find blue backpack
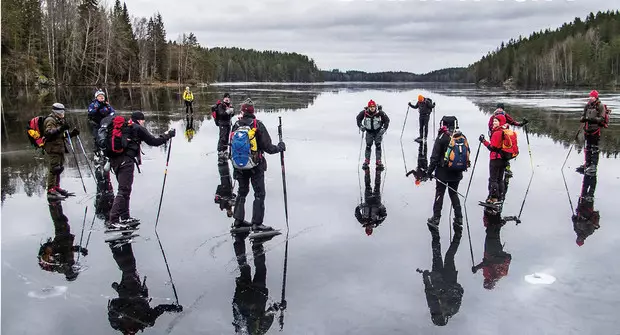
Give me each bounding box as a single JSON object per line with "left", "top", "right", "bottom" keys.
{"left": 444, "top": 132, "right": 470, "bottom": 171}
{"left": 230, "top": 119, "right": 259, "bottom": 169}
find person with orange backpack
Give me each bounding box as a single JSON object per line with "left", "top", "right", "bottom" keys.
{"left": 487, "top": 103, "right": 528, "bottom": 178}
{"left": 478, "top": 114, "right": 518, "bottom": 206}
{"left": 577, "top": 90, "right": 608, "bottom": 175}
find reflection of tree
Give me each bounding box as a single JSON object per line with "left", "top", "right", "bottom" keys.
{"left": 472, "top": 101, "right": 620, "bottom": 157}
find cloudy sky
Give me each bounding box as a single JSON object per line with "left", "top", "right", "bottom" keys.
{"left": 124, "top": 0, "right": 615, "bottom": 73}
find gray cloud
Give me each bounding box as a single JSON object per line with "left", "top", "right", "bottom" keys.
{"left": 125, "top": 0, "right": 615, "bottom": 73}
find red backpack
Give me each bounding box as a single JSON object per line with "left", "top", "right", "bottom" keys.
{"left": 602, "top": 104, "right": 611, "bottom": 128}
{"left": 501, "top": 128, "right": 519, "bottom": 160}
{"left": 26, "top": 116, "right": 47, "bottom": 149}
{"left": 100, "top": 116, "right": 134, "bottom": 157}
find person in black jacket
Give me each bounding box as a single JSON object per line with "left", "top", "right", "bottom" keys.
{"left": 101, "top": 111, "right": 176, "bottom": 229}
{"left": 409, "top": 95, "right": 436, "bottom": 143}
{"left": 356, "top": 100, "right": 390, "bottom": 170}
{"left": 107, "top": 243, "right": 182, "bottom": 334}
{"left": 417, "top": 228, "right": 463, "bottom": 326}
{"left": 426, "top": 116, "right": 469, "bottom": 232}
{"left": 212, "top": 93, "right": 235, "bottom": 162}
{"left": 231, "top": 98, "right": 286, "bottom": 232}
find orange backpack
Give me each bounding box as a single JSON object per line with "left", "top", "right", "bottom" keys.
{"left": 501, "top": 128, "right": 519, "bottom": 160}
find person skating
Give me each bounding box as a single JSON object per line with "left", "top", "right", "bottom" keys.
{"left": 102, "top": 111, "right": 176, "bottom": 229}
{"left": 43, "top": 103, "right": 80, "bottom": 200}
{"left": 107, "top": 243, "right": 182, "bottom": 333}
{"left": 356, "top": 100, "right": 390, "bottom": 171}
{"left": 88, "top": 90, "right": 116, "bottom": 145}
{"left": 479, "top": 115, "right": 508, "bottom": 206}
{"left": 576, "top": 90, "right": 607, "bottom": 175}
{"left": 417, "top": 228, "right": 463, "bottom": 326}
{"left": 183, "top": 86, "right": 194, "bottom": 115}
{"left": 212, "top": 93, "right": 235, "bottom": 162}
{"left": 472, "top": 210, "right": 512, "bottom": 290}
{"left": 426, "top": 116, "right": 470, "bottom": 232}
{"left": 355, "top": 168, "right": 387, "bottom": 236}
{"left": 37, "top": 199, "right": 88, "bottom": 281}
{"left": 573, "top": 173, "right": 600, "bottom": 246}
{"left": 230, "top": 98, "right": 285, "bottom": 232}
{"left": 408, "top": 95, "right": 435, "bottom": 143}
{"left": 487, "top": 103, "right": 528, "bottom": 178}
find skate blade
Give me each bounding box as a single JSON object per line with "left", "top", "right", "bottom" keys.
{"left": 105, "top": 233, "right": 140, "bottom": 243}
{"left": 249, "top": 230, "right": 282, "bottom": 241}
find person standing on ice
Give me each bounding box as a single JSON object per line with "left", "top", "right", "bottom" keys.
{"left": 409, "top": 95, "right": 435, "bottom": 143}
{"left": 487, "top": 103, "right": 528, "bottom": 179}
{"left": 577, "top": 90, "right": 608, "bottom": 176}
{"left": 356, "top": 99, "right": 390, "bottom": 171}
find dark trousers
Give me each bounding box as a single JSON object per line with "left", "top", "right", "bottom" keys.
{"left": 419, "top": 114, "right": 430, "bottom": 139}
{"left": 365, "top": 131, "right": 383, "bottom": 161}
{"left": 185, "top": 100, "right": 193, "bottom": 114}
{"left": 109, "top": 156, "right": 135, "bottom": 223}
{"left": 432, "top": 180, "right": 462, "bottom": 218}
{"left": 233, "top": 168, "right": 266, "bottom": 225}
{"left": 488, "top": 159, "right": 507, "bottom": 200}
{"left": 584, "top": 133, "right": 600, "bottom": 167}
{"left": 46, "top": 153, "right": 64, "bottom": 190}
{"left": 218, "top": 124, "right": 231, "bottom": 152}
{"left": 217, "top": 161, "right": 234, "bottom": 197}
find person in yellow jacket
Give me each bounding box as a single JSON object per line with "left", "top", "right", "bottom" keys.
{"left": 183, "top": 86, "right": 194, "bottom": 114}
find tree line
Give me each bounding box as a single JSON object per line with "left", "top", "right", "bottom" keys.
{"left": 320, "top": 68, "right": 473, "bottom": 82}
{"left": 472, "top": 10, "right": 620, "bottom": 88}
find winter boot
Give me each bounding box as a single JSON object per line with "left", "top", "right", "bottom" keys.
{"left": 575, "top": 165, "right": 585, "bottom": 174}
{"left": 233, "top": 219, "right": 252, "bottom": 228}
{"left": 427, "top": 216, "right": 440, "bottom": 230}
{"left": 252, "top": 223, "right": 274, "bottom": 232}
{"left": 376, "top": 160, "right": 384, "bottom": 171}
{"left": 47, "top": 188, "right": 67, "bottom": 200}
{"left": 585, "top": 165, "right": 597, "bottom": 176}
{"left": 106, "top": 219, "right": 140, "bottom": 231}
{"left": 362, "top": 159, "right": 370, "bottom": 170}
{"left": 414, "top": 137, "right": 423, "bottom": 143}
{"left": 56, "top": 187, "right": 75, "bottom": 197}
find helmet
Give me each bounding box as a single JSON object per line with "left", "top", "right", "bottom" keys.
{"left": 367, "top": 100, "right": 376, "bottom": 107}
{"left": 94, "top": 90, "right": 105, "bottom": 99}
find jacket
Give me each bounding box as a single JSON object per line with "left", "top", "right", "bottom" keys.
{"left": 487, "top": 110, "right": 521, "bottom": 132}
{"left": 483, "top": 115, "right": 508, "bottom": 160}
{"left": 582, "top": 99, "right": 605, "bottom": 134}
{"left": 88, "top": 100, "right": 116, "bottom": 127}
{"left": 356, "top": 109, "right": 390, "bottom": 132}
{"left": 43, "top": 114, "right": 69, "bottom": 154}
{"left": 183, "top": 90, "right": 194, "bottom": 102}
{"left": 215, "top": 102, "right": 234, "bottom": 126}
{"left": 231, "top": 114, "right": 280, "bottom": 171}
{"left": 428, "top": 129, "right": 465, "bottom": 182}
{"left": 125, "top": 122, "right": 169, "bottom": 165}
{"left": 410, "top": 98, "right": 435, "bottom": 116}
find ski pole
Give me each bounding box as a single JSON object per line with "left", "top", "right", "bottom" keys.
{"left": 75, "top": 206, "right": 88, "bottom": 264}
{"left": 515, "top": 125, "right": 535, "bottom": 221}
{"left": 432, "top": 107, "right": 436, "bottom": 140}
{"left": 432, "top": 176, "right": 467, "bottom": 199}
{"left": 561, "top": 124, "right": 584, "bottom": 170}
{"left": 464, "top": 141, "right": 482, "bottom": 201}
{"left": 400, "top": 106, "right": 410, "bottom": 174}
{"left": 66, "top": 130, "right": 87, "bottom": 193}
{"left": 278, "top": 117, "right": 289, "bottom": 230}
{"left": 278, "top": 231, "right": 289, "bottom": 330}
{"left": 155, "top": 229, "right": 180, "bottom": 305}
{"left": 75, "top": 135, "right": 95, "bottom": 178}
{"left": 155, "top": 138, "right": 173, "bottom": 229}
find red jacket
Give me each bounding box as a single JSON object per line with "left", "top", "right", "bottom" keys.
{"left": 488, "top": 109, "right": 520, "bottom": 132}
{"left": 484, "top": 115, "right": 507, "bottom": 160}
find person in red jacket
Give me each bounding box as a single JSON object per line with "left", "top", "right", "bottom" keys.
{"left": 479, "top": 114, "right": 508, "bottom": 205}
{"left": 487, "top": 103, "right": 528, "bottom": 178}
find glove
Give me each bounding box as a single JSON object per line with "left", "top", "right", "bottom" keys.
{"left": 161, "top": 304, "right": 183, "bottom": 313}
{"left": 359, "top": 126, "right": 366, "bottom": 132}
{"left": 408, "top": 102, "right": 414, "bottom": 108}
{"left": 69, "top": 128, "right": 80, "bottom": 137}
{"left": 378, "top": 128, "right": 386, "bottom": 136}
{"left": 426, "top": 169, "right": 435, "bottom": 180}
{"left": 277, "top": 141, "right": 286, "bottom": 152}
{"left": 521, "top": 118, "right": 529, "bottom": 126}
{"left": 479, "top": 134, "right": 485, "bottom": 143}
{"left": 60, "top": 123, "right": 70, "bottom": 132}
{"left": 226, "top": 107, "right": 234, "bottom": 115}
{"left": 378, "top": 105, "right": 383, "bottom": 111}
{"left": 165, "top": 129, "right": 176, "bottom": 138}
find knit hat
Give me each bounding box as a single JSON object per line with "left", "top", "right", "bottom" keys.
{"left": 496, "top": 103, "right": 505, "bottom": 109}
{"left": 367, "top": 100, "right": 376, "bottom": 107}
{"left": 241, "top": 98, "right": 254, "bottom": 113}
{"left": 52, "top": 103, "right": 65, "bottom": 117}
{"left": 94, "top": 90, "right": 105, "bottom": 99}
{"left": 418, "top": 95, "right": 424, "bottom": 102}
{"left": 494, "top": 114, "right": 506, "bottom": 126}
{"left": 185, "top": 86, "right": 190, "bottom": 91}
{"left": 589, "top": 90, "right": 599, "bottom": 98}
{"left": 131, "top": 111, "right": 145, "bottom": 121}
{"left": 576, "top": 237, "right": 584, "bottom": 246}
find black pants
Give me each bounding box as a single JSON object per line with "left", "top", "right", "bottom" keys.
{"left": 217, "top": 161, "right": 234, "bottom": 197}
{"left": 109, "top": 156, "right": 135, "bottom": 223}
{"left": 432, "top": 180, "right": 462, "bottom": 218}
{"left": 584, "top": 133, "right": 600, "bottom": 167}
{"left": 419, "top": 114, "right": 430, "bottom": 139}
{"left": 185, "top": 100, "right": 193, "bottom": 114}
{"left": 365, "top": 131, "right": 383, "bottom": 161}
{"left": 488, "top": 159, "right": 507, "bottom": 200}
{"left": 218, "top": 124, "right": 231, "bottom": 152}
{"left": 233, "top": 168, "right": 266, "bottom": 225}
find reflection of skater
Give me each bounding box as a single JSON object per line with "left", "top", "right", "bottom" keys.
{"left": 107, "top": 243, "right": 182, "bottom": 333}
{"left": 417, "top": 229, "right": 463, "bottom": 326}
{"left": 356, "top": 100, "right": 389, "bottom": 171}
{"left": 573, "top": 173, "right": 600, "bottom": 246}
{"left": 215, "top": 154, "right": 237, "bottom": 217}
{"left": 408, "top": 95, "right": 435, "bottom": 143}
{"left": 37, "top": 199, "right": 88, "bottom": 281}
{"left": 231, "top": 233, "right": 280, "bottom": 334}
{"left": 472, "top": 210, "right": 512, "bottom": 290}
{"left": 185, "top": 114, "right": 196, "bottom": 142}
{"left": 355, "top": 168, "right": 387, "bottom": 235}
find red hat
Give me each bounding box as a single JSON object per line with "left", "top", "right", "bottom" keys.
{"left": 576, "top": 238, "right": 584, "bottom": 246}
{"left": 494, "top": 114, "right": 507, "bottom": 126}
{"left": 589, "top": 90, "right": 599, "bottom": 98}
{"left": 367, "top": 100, "right": 376, "bottom": 107}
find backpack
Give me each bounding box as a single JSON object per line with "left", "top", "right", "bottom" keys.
{"left": 501, "top": 128, "right": 519, "bottom": 159}
{"left": 211, "top": 102, "right": 220, "bottom": 125}
{"left": 98, "top": 116, "right": 134, "bottom": 157}
{"left": 26, "top": 116, "right": 47, "bottom": 149}
{"left": 230, "top": 119, "right": 259, "bottom": 169}
{"left": 444, "top": 131, "right": 470, "bottom": 171}
{"left": 602, "top": 104, "right": 611, "bottom": 128}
